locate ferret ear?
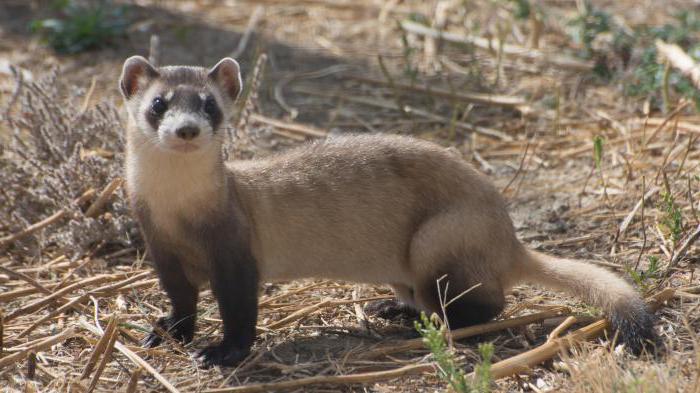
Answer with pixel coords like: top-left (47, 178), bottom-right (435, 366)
top-left (208, 58), bottom-right (242, 101)
top-left (119, 56), bottom-right (159, 99)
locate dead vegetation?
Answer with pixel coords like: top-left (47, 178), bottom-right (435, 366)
top-left (0, 0), bottom-right (699, 392)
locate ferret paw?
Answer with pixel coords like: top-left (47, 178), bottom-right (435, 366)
top-left (196, 342), bottom-right (250, 368)
top-left (142, 315), bottom-right (195, 348)
top-left (365, 299), bottom-right (421, 322)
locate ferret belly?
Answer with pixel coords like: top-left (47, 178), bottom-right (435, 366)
top-left (250, 209), bottom-right (415, 284)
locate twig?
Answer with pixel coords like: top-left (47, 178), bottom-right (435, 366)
top-left (402, 105), bottom-right (513, 141)
top-left (0, 265), bottom-right (53, 295)
top-left (665, 223), bottom-right (700, 277)
top-left (202, 363), bottom-right (436, 393)
top-left (250, 113), bottom-right (327, 138)
top-left (0, 327), bottom-right (76, 369)
top-left (81, 315), bottom-right (118, 379)
top-left (546, 316), bottom-right (578, 343)
top-left (360, 307), bottom-right (569, 359)
top-left (79, 320), bottom-right (181, 393)
top-left (502, 141), bottom-right (531, 195)
top-left (85, 178), bottom-right (123, 218)
top-left (616, 186), bottom-right (659, 240)
top-left (0, 209), bottom-right (67, 248)
top-left (149, 35), bottom-right (160, 67)
top-left (5, 274), bottom-right (113, 322)
top-left (0, 309), bottom-right (3, 355)
top-left (350, 74), bottom-right (529, 110)
top-left (87, 318), bottom-right (120, 392)
top-left (400, 20), bottom-right (593, 72)
top-left (656, 40), bottom-right (700, 89)
top-left (26, 351), bottom-right (36, 380)
top-left (126, 368), bottom-right (142, 393)
top-left (485, 289), bottom-right (676, 380)
top-left (231, 6), bottom-right (264, 58)
top-left (642, 101), bottom-right (690, 146)
top-left (265, 299), bottom-right (332, 330)
top-left (77, 76), bottom-right (97, 116)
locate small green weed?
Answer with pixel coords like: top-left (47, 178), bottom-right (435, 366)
top-left (625, 11), bottom-right (700, 110)
top-left (627, 256), bottom-right (661, 294)
top-left (30, 0), bottom-right (129, 53)
top-left (659, 190), bottom-right (684, 245)
top-left (567, 1), bottom-right (612, 59)
top-left (593, 135), bottom-right (604, 169)
top-left (415, 312), bottom-right (493, 393)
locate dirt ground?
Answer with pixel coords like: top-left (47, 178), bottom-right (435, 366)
top-left (1, 0), bottom-right (699, 392)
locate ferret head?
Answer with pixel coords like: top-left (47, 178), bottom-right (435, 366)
top-left (119, 56), bottom-right (242, 154)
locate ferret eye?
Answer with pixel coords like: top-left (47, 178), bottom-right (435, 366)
top-left (203, 97), bottom-right (218, 116)
top-left (151, 97), bottom-right (167, 116)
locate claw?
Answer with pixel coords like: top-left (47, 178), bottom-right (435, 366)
top-left (196, 342), bottom-right (250, 368)
top-left (141, 315), bottom-right (195, 348)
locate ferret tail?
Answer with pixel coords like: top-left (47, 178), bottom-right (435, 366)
top-left (519, 249), bottom-right (656, 353)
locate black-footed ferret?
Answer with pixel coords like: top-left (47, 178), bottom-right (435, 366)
top-left (119, 56), bottom-right (655, 367)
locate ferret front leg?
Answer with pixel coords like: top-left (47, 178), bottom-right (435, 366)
top-left (197, 233), bottom-right (259, 368)
top-left (142, 241), bottom-right (199, 348)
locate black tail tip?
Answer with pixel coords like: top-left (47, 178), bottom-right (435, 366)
top-left (609, 302), bottom-right (657, 355)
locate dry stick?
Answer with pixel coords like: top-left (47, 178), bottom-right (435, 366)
top-left (502, 141), bottom-right (531, 195)
top-left (249, 113), bottom-right (327, 138)
top-left (79, 320), bottom-right (180, 393)
top-left (77, 76), bottom-right (97, 116)
top-left (265, 299), bottom-right (332, 330)
top-left (203, 363), bottom-right (436, 393)
top-left (642, 102), bottom-right (690, 147)
top-left (616, 186), bottom-right (660, 239)
top-left (485, 288), bottom-right (676, 380)
top-left (546, 316), bottom-right (578, 343)
top-left (0, 209), bottom-right (67, 248)
top-left (126, 368), bottom-right (142, 393)
top-left (350, 74), bottom-right (528, 110)
top-left (0, 265), bottom-right (53, 296)
top-left (26, 351), bottom-right (36, 380)
top-left (85, 178), bottom-right (123, 218)
top-left (0, 309), bottom-right (3, 354)
top-left (149, 34), bottom-right (160, 67)
top-left (360, 307), bottom-right (569, 359)
top-left (638, 118), bottom-right (700, 135)
top-left (400, 19), bottom-right (593, 72)
top-left (656, 40), bottom-right (700, 88)
top-left (665, 223), bottom-right (700, 277)
top-left (259, 281), bottom-right (329, 307)
top-left (231, 6), bottom-right (264, 58)
top-left (17, 295), bottom-right (88, 338)
top-left (0, 327), bottom-right (76, 369)
top-left (402, 105), bottom-right (513, 141)
top-left (87, 319), bottom-right (119, 393)
top-left (0, 186), bottom-right (98, 247)
top-left (5, 275), bottom-right (113, 322)
top-left (81, 315), bottom-right (118, 379)
top-left (0, 287), bottom-right (39, 303)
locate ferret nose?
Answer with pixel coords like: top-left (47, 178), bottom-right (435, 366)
top-left (175, 126), bottom-right (200, 140)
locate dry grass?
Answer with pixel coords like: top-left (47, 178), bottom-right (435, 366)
top-left (1, 0), bottom-right (699, 392)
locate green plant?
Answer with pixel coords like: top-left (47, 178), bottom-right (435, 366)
top-left (415, 312), bottom-right (493, 393)
top-left (30, 0), bottom-right (129, 53)
top-left (397, 20), bottom-right (420, 83)
top-left (593, 135), bottom-right (604, 169)
top-left (592, 135), bottom-right (610, 202)
top-left (627, 256), bottom-right (661, 293)
top-left (660, 190), bottom-right (684, 245)
top-left (567, 1), bottom-right (612, 59)
top-left (625, 11), bottom-right (700, 110)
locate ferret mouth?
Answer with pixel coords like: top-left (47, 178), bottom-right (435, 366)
top-left (161, 142), bottom-right (202, 153)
